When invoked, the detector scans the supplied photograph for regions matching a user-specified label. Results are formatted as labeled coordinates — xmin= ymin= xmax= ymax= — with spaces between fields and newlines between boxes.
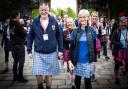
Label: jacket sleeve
xmin=1 ymin=30 xmax=5 ymax=46
xmin=111 ymin=30 xmax=123 ymax=48
xmin=93 ymin=30 xmax=97 ymax=62
xmin=16 ymin=24 xmax=26 ymax=38
xmin=27 ymin=23 xmax=34 ymax=54
xmin=69 ymin=40 xmax=74 ymax=61
xmin=56 ymin=21 xmax=64 ymax=52
xmin=91 ymin=27 xmax=97 ymax=62
xmin=69 ymin=28 xmax=78 ymax=65
xmin=69 ymin=29 xmax=75 ymax=61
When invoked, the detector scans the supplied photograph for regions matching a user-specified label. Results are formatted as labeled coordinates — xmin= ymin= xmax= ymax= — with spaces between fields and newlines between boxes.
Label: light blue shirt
xmin=120 ymin=29 xmax=128 ymax=48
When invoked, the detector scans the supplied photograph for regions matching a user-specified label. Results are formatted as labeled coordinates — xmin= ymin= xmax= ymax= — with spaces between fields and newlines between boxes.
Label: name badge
xmin=43 ymin=34 xmax=48 ymax=41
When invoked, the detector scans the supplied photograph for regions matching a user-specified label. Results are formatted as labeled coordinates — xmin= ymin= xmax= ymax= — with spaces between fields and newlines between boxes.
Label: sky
xmin=51 ymin=0 xmax=77 ymax=13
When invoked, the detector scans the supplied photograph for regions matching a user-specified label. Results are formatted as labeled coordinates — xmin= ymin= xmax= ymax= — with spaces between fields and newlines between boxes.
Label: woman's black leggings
xmin=75 ymin=75 xmax=92 ymax=89
xmin=5 ymin=50 xmax=10 ymax=62
xmin=114 ymin=59 xmax=122 ymax=71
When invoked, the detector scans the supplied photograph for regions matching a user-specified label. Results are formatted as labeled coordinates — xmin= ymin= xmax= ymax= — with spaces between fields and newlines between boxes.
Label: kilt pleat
xmin=74 ymin=63 xmax=94 ymax=78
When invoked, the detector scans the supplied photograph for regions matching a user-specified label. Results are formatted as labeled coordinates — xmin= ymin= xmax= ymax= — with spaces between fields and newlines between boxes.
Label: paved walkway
xmin=0 ymin=37 xmax=128 ymax=89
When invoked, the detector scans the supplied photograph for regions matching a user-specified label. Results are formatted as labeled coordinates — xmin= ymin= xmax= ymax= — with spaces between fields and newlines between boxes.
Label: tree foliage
xmin=88 ymin=8 xmax=96 ymax=15
xmin=66 ymin=7 xmax=76 ymax=19
xmin=109 ymin=0 xmax=128 ymax=18
xmin=50 ymin=7 xmax=76 ymax=19
xmin=32 ymin=9 xmax=39 ymax=18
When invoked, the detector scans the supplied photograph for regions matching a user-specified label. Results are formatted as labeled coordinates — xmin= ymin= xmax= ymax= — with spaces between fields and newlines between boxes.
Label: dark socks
xmin=84 ymin=78 xmax=92 ymax=89
xmin=38 ymin=83 xmax=44 ymax=89
xmin=46 ymin=86 xmax=51 ymax=89
xmin=74 ymin=75 xmax=81 ymax=89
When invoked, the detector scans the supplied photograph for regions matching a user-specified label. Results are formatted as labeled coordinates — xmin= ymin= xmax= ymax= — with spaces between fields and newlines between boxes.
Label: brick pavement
xmin=0 ymin=37 xmax=128 ymax=89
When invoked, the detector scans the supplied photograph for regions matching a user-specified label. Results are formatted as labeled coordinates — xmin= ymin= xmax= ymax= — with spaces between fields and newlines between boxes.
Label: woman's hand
xmin=68 ymin=60 xmax=75 ymax=71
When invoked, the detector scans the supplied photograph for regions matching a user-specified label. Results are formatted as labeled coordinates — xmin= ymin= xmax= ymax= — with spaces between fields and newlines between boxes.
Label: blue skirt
xmin=32 ymin=51 xmax=60 ymax=76
xmin=74 ymin=63 xmax=94 ymax=78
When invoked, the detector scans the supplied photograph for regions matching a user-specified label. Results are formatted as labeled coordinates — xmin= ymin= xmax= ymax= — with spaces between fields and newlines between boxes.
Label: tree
xmin=32 ymin=7 xmax=76 ymax=19
xmin=0 ymin=0 xmax=31 ymax=21
xmin=88 ymin=8 xmax=96 ymax=15
xmin=32 ymin=9 xmax=39 ymax=18
xmin=109 ymin=0 xmax=128 ymax=18
xmin=56 ymin=8 xmax=65 ymax=17
xmin=50 ymin=8 xmax=57 ymax=15
xmin=66 ymin=7 xmax=76 ymax=19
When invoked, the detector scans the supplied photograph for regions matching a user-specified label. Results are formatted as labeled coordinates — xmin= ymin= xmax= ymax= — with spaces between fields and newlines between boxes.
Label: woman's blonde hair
xmin=78 ymin=9 xmax=90 ymax=18
xmin=91 ymin=11 xmax=98 ymax=17
xmin=65 ymin=17 xmax=75 ymax=28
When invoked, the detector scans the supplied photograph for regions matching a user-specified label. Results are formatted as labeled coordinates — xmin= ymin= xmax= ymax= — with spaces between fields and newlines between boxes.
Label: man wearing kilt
xmin=68 ymin=9 xmax=97 ymax=89
xmin=27 ymin=1 xmax=63 ymax=89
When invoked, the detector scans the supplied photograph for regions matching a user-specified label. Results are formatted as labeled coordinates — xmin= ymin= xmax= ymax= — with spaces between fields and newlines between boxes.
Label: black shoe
xmin=72 ymin=85 xmax=76 ymax=89
xmin=46 ymin=86 xmax=51 ymax=89
xmin=98 ymin=55 xmax=100 ymax=58
xmin=115 ymin=78 xmax=120 ymax=84
xmin=38 ymin=83 xmax=44 ymax=89
xmin=13 ymin=77 xmax=17 ymax=81
xmin=18 ymin=78 xmax=28 ymax=83
xmin=13 ymin=74 xmax=18 ymax=81
xmin=122 ymin=70 xmax=126 ymax=75
xmin=1 ymin=68 xmax=9 ymax=74
xmin=105 ymin=56 xmax=110 ymax=61
xmin=38 ymin=87 xmax=44 ymax=89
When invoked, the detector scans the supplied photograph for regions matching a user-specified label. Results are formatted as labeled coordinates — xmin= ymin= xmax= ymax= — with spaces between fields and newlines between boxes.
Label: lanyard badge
xmin=43 ymin=34 xmax=48 ymax=41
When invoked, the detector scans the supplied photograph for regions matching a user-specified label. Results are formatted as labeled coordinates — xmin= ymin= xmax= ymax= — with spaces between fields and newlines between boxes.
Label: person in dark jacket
xmin=10 ymin=11 xmax=28 ymax=82
xmin=27 ymin=1 xmax=63 ymax=89
xmin=98 ymin=16 xmax=110 ymax=60
xmin=63 ymin=17 xmax=74 ymax=71
xmin=68 ymin=9 xmax=97 ymax=89
xmin=91 ymin=11 xmax=99 ymax=81
xmin=111 ymin=16 xmax=128 ymax=84
xmin=1 ymin=18 xmax=12 ymax=73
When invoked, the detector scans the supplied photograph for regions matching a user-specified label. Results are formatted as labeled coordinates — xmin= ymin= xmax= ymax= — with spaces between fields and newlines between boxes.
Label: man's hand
xmin=58 ymin=52 xmax=63 ymax=60
xmin=28 ymin=53 xmax=32 ymax=59
xmin=68 ymin=60 xmax=74 ymax=71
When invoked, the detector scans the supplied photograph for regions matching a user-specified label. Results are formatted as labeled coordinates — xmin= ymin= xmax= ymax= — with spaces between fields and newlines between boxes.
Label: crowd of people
xmin=0 ymin=1 xmax=128 ymax=89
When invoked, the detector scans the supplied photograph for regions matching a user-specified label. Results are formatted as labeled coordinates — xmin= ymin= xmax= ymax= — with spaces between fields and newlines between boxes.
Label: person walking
xmin=91 ymin=11 xmax=99 ymax=81
xmin=27 ymin=1 xmax=63 ymax=89
xmin=68 ymin=9 xmax=97 ymax=89
xmin=63 ymin=17 xmax=74 ymax=71
xmin=1 ymin=18 xmax=12 ymax=73
xmin=10 ymin=11 xmax=28 ymax=82
xmin=111 ymin=16 xmax=128 ymax=84
xmin=98 ymin=16 xmax=110 ymax=60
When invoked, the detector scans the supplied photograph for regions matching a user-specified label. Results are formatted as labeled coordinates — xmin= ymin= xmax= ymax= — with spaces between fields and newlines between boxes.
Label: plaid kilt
xmin=113 ymin=47 xmax=128 ymax=62
xmin=64 ymin=49 xmax=69 ymax=62
xmin=118 ymin=47 xmax=128 ymax=62
xmin=74 ymin=63 xmax=94 ymax=78
xmin=32 ymin=51 xmax=60 ymax=76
